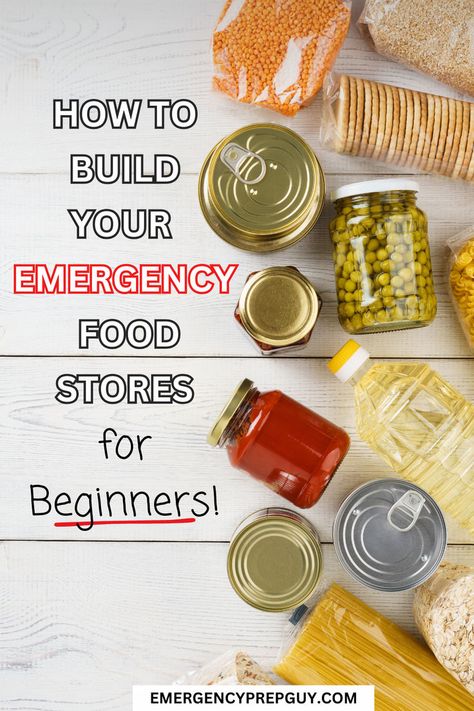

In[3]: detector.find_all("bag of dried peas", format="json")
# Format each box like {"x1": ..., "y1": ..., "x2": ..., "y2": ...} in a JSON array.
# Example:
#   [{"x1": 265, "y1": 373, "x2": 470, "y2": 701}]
[
  {"x1": 447, "y1": 226, "x2": 474, "y2": 352},
  {"x1": 212, "y1": 0, "x2": 352, "y2": 116}
]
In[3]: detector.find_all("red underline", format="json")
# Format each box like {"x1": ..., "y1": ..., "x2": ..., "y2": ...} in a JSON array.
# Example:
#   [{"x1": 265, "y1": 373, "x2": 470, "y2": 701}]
[{"x1": 54, "y1": 518, "x2": 196, "y2": 527}]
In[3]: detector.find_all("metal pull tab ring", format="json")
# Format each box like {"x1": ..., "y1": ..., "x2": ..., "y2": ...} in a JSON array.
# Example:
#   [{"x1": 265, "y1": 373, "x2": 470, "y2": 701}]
[
  {"x1": 220, "y1": 143, "x2": 267, "y2": 185},
  {"x1": 387, "y1": 490, "x2": 425, "y2": 532}
]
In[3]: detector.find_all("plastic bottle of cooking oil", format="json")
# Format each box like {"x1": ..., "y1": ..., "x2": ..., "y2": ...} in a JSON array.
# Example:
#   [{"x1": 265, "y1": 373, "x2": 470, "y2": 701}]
[{"x1": 328, "y1": 340, "x2": 474, "y2": 535}]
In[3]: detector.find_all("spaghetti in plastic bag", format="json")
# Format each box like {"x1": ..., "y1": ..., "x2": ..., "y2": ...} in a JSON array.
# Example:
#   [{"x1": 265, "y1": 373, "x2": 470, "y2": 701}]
[
  {"x1": 274, "y1": 584, "x2": 473, "y2": 710},
  {"x1": 173, "y1": 650, "x2": 274, "y2": 685},
  {"x1": 447, "y1": 226, "x2": 474, "y2": 351},
  {"x1": 212, "y1": 0, "x2": 351, "y2": 116},
  {"x1": 358, "y1": 0, "x2": 474, "y2": 97},
  {"x1": 321, "y1": 73, "x2": 474, "y2": 181}
]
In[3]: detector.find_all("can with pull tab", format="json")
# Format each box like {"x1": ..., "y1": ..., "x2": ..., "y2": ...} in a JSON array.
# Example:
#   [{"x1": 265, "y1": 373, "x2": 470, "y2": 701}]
[
  {"x1": 333, "y1": 479, "x2": 447, "y2": 592},
  {"x1": 198, "y1": 124, "x2": 325, "y2": 252}
]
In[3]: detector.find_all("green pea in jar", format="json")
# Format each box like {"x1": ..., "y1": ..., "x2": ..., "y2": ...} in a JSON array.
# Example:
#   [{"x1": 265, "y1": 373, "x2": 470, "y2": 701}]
[{"x1": 329, "y1": 179, "x2": 437, "y2": 334}]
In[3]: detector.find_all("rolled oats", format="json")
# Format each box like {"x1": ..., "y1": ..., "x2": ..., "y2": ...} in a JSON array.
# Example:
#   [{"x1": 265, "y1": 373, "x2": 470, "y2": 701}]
[{"x1": 413, "y1": 561, "x2": 474, "y2": 695}]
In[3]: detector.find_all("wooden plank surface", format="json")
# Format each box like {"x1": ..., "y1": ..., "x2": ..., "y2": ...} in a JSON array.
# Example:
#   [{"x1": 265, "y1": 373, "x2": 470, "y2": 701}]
[
  {"x1": 0, "y1": 0, "x2": 473, "y2": 708},
  {"x1": 1, "y1": 541, "x2": 473, "y2": 710},
  {"x1": 0, "y1": 355, "x2": 473, "y2": 543}
]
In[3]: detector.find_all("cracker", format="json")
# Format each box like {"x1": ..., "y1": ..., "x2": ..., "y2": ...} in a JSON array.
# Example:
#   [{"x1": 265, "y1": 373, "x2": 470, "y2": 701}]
[
  {"x1": 345, "y1": 76, "x2": 357, "y2": 155},
  {"x1": 452, "y1": 101, "x2": 471, "y2": 179},
  {"x1": 372, "y1": 81, "x2": 387, "y2": 160},
  {"x1": 334, "y1": 74, "x2": 350, "y2": 152},
  {"x1": 365, "y1": 80, "x2": 380, "y2": 158},
  {"x1": 460, "y1": 102, "x2": 474, "y2": 180},
  {"x1": 412, "y1": 91, "x2": 428, "y2": 170},
  {"x1": 385, "y1": 83, "x2": 399, "y2": 163},
  {"x1": 465, "y1": 146, "x2": 474, "y2": 182},
  {"x1": 433, "y1": 96, "x2": 450, "y2": 173},
  {"x1": 360, "y1": 79, "x2": 373, "y2": 157},
  {"x1": 446, "y1": 99, "x2": 464, "y2": 177},
  {"x1": 391, "y1": 86, "x2": 407, "y2": 164},
  {"x1": 440, "y1": 98, "x2": 457, "y2": 175},
  {"x1": 407, "y1": 89, "x2": 422, "y2": 167},
  {"x1": 425, "y1": 94, "x2": 442, "y2": 173},
  {"x1": 380, "y1": 82, "x2": 394, "y2": 159},
  {"x1": 352, "y1": 77, "x2": 365, "y2": 156},
  {"x1": 419, "y1": 92, "x2": 434, "y2": 171},
  {"x1": 399, "y1": 86, "x2": 414, "y2": 166}
]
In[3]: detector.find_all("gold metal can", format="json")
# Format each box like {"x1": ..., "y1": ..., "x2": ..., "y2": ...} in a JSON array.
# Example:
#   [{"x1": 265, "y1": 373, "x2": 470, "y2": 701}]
[
  {"x1": 235, "y1": 266, "x2": 322, "y2": 354},
  {"x1": 199, "y1": 124, "x2": 325, "y2": 252},
  {"x1": 227, "y1": 508, "x2": 323, "y2": 612}
]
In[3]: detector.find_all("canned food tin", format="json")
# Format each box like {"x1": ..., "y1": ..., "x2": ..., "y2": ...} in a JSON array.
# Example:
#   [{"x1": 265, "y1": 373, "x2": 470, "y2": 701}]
[
  {"x1": 199, "y1": 124, "x2": 325, "y2": 252},
  {"x1": 228, "y1": 508, "x2": 322, "y2": 611},
  {"x1": 235, "y1": 266, "x2": 322, "y2": 354},
  {"x1": 334, "y1": 479, "x2": 446, "y2": 592}
]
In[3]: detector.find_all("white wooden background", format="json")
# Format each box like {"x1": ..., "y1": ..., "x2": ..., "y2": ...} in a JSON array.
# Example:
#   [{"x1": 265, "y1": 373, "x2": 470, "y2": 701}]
[{"x1": 0, "y1": 0, "x2": 473, "y2": 709}]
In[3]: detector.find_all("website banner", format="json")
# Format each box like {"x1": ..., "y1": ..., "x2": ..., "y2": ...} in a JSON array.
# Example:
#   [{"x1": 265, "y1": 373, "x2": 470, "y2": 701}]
[{"x1": 132, "y1": 686, "x2": 375, "y2": 711}]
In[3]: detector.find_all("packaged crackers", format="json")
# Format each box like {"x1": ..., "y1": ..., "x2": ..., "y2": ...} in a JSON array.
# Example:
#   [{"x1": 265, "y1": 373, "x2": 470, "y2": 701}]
[
  {"x1": 322, "y1": 74, "x2": 474, "y2": 181},
  {"x1": 358, "y1": 0, "x2": 474, "y2": 97}
]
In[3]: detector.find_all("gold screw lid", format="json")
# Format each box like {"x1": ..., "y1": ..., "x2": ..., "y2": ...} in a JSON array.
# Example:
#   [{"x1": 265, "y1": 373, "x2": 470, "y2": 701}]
[
  {"x1": 239, "y1": 267, "x2": 320, "y2": 347},
  {"x1": 207, "y1": 378, "x2": 255, "y2": 447}
]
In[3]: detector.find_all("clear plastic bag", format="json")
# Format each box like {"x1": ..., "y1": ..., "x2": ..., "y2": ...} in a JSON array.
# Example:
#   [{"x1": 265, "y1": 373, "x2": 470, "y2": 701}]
[
  {"x1": 321, "y1": 73, "x2": 474, "y2": 181},
  {"x1": 173, "y1": 650, "x2": 274, "y2": 685},
  {"x1": 413, "y1": 561, "x2": 474, "y2": 696},
  {"x1": 358, "y1": 0, "x2": 474, "y2": 97},
  {"x1": 274, "y1": 584, "x2": 474, "y2": 710},
  {"x1": 447, "y1": 226, "x2": 474, "y2": 351},
  {"x1": 212, "y1": 0, "x2": 351, "y2": 116}
]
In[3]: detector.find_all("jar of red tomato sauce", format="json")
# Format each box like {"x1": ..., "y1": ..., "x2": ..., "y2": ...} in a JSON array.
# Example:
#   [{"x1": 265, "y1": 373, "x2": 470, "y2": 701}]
[{"x1": 207, "y1": 379, "x2": 350, "y2": 508}]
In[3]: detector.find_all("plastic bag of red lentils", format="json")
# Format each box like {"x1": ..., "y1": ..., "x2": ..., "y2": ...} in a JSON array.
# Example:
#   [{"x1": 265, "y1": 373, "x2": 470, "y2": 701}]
[{"x1": 212, "y1": 0, "x2": 352, "y2": 116}]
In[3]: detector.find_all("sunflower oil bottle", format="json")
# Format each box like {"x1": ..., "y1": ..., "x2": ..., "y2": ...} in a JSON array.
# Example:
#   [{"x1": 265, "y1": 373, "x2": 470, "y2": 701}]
[{"x1": 328, "y1": 340, "x2": 474, "y2": 535}]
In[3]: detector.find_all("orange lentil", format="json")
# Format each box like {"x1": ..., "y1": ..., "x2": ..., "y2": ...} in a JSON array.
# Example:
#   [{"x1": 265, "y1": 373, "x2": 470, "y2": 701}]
[{"x1": 212, "y1": 0, "x2": 351, "y2": 116}]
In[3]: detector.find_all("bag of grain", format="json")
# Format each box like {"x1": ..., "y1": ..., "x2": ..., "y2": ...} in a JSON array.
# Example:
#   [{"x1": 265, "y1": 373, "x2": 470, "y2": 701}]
[
  {"x1": 358, "y1": 0, "x2": 474, "y2": 97},
  {"x1": 413, "y1": 561, "x2": 474, "y2": 696}
]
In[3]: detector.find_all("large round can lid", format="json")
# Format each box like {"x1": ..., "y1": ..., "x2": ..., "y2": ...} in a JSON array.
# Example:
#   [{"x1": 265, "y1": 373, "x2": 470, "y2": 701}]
[
  {"x1": 334, "y1": 479, "x2": 446, "y2": 592},
  {"x1": 238, "y1": 267, "x2": 320, "y2": 347},
  {"x1": 331, "y1": 178, "x2": 419, "y2": 202},
  {"x1": 228, "y1": 510, "x2": 322, "y2": 611},
  {"x1": 198, "y1": 124, "x2": 325, "y2": 252}
]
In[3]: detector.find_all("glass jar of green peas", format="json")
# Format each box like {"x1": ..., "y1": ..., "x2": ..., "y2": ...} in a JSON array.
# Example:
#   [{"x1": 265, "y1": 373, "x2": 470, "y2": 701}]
[{"x1": 329, "y1": 180, "x2": 437, "y2": 334}]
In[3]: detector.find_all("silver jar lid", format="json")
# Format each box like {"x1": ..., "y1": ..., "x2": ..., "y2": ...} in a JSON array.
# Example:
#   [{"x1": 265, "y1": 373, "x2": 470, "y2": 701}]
[{"x1": 334, "y1": 479, "x2": 446, "y2": 592}]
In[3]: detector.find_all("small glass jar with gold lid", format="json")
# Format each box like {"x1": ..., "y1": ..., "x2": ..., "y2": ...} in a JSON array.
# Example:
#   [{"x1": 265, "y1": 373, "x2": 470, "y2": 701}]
[{"x1": 234, "y1": 266, "x2": 322, "y2": 355}]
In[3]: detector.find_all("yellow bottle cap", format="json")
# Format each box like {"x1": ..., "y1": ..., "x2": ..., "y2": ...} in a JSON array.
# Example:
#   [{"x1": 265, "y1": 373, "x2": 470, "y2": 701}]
[{"x1": 328, "y1": 340, "x2": 370, "y2": 382}]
